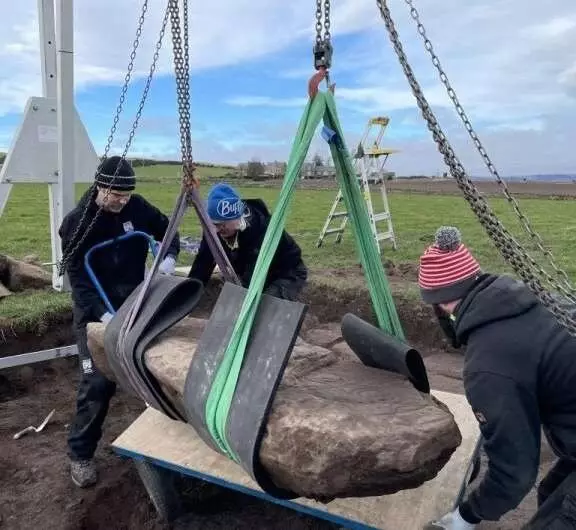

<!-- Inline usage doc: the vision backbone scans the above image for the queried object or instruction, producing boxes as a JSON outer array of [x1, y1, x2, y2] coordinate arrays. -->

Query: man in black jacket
[[188, 183, 307, 300], [59, 156, 180, 488], [420, 226, 576, 530]]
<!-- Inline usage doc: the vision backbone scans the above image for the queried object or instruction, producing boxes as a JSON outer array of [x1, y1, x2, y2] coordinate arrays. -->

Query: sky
[[1, 0, 575, 176]]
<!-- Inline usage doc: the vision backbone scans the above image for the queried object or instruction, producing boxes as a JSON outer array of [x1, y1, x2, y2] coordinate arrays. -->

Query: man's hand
[[159, 255, 176, 275], [100, 312, 113, 325], [425, 508, 477, 530]]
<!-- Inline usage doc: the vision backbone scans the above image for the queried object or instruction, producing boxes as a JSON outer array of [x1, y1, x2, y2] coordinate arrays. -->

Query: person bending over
[[421, 226, 576, 530], [188, 183, 307, 301]]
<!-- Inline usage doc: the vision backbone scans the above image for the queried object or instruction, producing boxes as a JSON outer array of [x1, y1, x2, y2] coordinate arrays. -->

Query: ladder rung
[[325, 228, 345, 235], [372, 212, 390, 222], [376, 232, 394, 240], [331, 212, 348, 219]]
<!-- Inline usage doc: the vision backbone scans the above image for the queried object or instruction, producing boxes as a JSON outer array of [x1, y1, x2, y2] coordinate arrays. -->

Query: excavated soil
[[0, 271, 556, 529]]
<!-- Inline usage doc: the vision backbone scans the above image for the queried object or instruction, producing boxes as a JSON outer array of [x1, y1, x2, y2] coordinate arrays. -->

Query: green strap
[[204, 91, 404, 459], [204, 93, 327, 460], [323, 91, 405, 339]]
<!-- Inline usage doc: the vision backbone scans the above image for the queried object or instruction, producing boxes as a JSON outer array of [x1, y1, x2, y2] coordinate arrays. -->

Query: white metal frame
[[0, 345, 78, 370], [0, 0, 95, 368], [0, 0, 100, 292]]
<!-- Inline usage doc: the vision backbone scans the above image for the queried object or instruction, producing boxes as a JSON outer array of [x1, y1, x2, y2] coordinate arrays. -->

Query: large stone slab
[[87, 317, 462, 501]]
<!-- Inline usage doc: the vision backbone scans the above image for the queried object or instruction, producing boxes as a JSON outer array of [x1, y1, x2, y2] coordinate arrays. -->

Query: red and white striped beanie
[[418, 226, 481, 304]]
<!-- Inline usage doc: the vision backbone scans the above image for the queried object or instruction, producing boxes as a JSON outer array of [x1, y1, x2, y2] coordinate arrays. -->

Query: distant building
[[300, 162, 337, 179]]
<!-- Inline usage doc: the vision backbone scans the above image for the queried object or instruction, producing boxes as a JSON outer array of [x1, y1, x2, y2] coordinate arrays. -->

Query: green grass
[[2, 165, 576, 326], [135, 163, 236, 182], [0, 289, 71, 331]]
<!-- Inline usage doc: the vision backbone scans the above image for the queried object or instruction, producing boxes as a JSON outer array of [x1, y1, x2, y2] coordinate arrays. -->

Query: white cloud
[[1, 0, 576, 175], [221, 0, 576, 173], [0, 0, 376, 116], [228, 1, 576, 123]]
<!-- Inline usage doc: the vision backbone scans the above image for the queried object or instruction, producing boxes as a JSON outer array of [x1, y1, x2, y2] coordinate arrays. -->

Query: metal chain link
[[182, 0, 195, 187], [315, 0, 323, 45], [313, 0, 332, 71], [165, 0, 240, 284], [58, 0, 170, 275], [168, 0, 195, 193], [323, 0, 331, 42], [375, 0, 576, 336], [402, 0, 576, 297]]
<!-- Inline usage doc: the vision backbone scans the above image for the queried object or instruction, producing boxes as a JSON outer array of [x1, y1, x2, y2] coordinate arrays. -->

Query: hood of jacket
[[455, 273, 540, 343]]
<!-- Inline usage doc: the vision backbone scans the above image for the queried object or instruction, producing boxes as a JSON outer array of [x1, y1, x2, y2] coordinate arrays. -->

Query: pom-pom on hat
[[206, 183, 245, 222], [418, 226, 482, 304], [95, 156, 136, 191]]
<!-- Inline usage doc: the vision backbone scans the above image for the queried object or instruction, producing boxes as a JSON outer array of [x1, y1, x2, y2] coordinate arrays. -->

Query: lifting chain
[[375, 0, 576, 336], [314, 0, 333, 71], [402, 0, 576, 299], [166, 0, 240, 283], [58, 0, 169, 275], [168, 0, 195, 193]]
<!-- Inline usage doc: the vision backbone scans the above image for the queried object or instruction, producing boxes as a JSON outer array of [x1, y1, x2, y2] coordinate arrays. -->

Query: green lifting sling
[[183, 89, 405, 498]]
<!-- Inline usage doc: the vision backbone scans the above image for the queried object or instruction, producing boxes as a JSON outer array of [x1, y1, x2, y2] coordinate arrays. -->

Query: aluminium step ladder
[[316, 117, 398, 253]]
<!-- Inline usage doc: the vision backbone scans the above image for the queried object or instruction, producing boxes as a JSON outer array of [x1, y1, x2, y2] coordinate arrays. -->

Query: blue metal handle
[[84, 230, 158, 315]]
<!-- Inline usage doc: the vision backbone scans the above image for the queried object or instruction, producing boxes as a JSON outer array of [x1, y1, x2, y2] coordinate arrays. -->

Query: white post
[[0, 1, 58, 228], [0, 184, 11, 216], [49, 0, 75, 291], [39, 0, 57, 98]]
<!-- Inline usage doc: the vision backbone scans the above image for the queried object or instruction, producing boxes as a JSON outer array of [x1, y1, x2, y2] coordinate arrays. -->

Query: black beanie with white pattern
[[95, 156, 136, 191]]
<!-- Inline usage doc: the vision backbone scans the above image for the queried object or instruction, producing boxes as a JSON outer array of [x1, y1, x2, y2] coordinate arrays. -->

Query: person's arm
[[187, 235, 216, 285], [59, 216, 109, 320], [143, 200, 180, 260], [459, 371, 541, 523]]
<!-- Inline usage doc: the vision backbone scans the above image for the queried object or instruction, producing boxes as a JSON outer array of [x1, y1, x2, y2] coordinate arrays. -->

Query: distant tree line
[[126, 157, 236, 169]]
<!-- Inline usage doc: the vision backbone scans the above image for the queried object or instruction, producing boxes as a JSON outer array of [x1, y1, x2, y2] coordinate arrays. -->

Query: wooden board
[[112, 390, 480, 530]]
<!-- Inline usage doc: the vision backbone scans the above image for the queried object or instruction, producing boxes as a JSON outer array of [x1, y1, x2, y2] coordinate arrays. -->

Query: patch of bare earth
[[0, 269, 551, 529]]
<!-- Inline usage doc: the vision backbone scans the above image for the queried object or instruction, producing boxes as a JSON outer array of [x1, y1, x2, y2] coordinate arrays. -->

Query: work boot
[[70, 459, 97, 488]]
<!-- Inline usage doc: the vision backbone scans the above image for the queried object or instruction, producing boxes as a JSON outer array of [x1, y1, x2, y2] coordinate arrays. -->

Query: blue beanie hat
[[206, 183, 245, 222]]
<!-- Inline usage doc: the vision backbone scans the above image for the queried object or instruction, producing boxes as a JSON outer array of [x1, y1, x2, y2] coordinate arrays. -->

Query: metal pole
[[0, 1, 58, 221], [38, 0, 57, 98], [49, 0, 75, 291]]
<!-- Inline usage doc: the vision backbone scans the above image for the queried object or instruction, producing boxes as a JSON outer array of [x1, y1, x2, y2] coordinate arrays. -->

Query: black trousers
[[67, 312, 117, 461], [524, 459, 576, 529]]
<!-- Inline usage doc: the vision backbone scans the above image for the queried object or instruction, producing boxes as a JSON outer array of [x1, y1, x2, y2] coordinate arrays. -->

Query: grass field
[[135, 163, 236, 182], [2, 164, 576, 327]]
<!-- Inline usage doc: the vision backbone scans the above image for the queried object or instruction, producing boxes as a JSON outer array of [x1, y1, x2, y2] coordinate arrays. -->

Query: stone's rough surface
[[302, 322, 344, 349], [87, 317, 462, 500], [331, 341, 361, 364], [263, 364, 460, 499], [0, 254, 51, 293]]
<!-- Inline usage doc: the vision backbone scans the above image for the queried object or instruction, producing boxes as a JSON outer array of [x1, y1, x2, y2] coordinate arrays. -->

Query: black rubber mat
[[183, 281, 307, 499], [104, 275, 204, 421], [341, 313, 430, 394]]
